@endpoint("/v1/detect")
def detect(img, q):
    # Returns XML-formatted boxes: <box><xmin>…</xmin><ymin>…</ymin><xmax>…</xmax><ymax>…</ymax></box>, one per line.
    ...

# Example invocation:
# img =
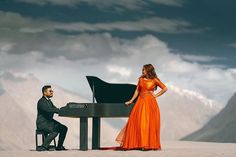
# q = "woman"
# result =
<box><xmin>115</xmin><ymin>64</ymin><xmax>168</xmax><ymax>151</ymax></box>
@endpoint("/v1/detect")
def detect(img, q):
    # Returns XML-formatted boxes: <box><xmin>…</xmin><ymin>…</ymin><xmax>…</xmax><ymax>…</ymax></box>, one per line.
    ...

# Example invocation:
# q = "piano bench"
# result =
<box><xmin>35</xmin><ymin>129</ymin><xmax>56</xmax><ymax>150</ymax></box>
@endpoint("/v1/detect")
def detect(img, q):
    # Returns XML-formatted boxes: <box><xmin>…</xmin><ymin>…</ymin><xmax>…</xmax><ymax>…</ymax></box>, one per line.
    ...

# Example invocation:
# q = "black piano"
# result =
<box><xmin>59</xmin><ymin>76</ymin><xmax>137</xmax><ymax>150</ymax></box>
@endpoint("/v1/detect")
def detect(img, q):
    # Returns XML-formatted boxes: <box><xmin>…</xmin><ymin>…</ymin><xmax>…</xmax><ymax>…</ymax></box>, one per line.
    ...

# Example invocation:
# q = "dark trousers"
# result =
<box><xmin>42</xmin><ymin>121</ymin><xmax>68</xmax><ymax>148</ymax></box>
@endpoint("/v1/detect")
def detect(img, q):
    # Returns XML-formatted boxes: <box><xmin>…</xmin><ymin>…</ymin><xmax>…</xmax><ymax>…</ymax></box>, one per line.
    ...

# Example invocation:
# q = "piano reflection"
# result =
<box><xmin>59</xmin><ymin>76</ymin><xmax>137</xmax><ymax>150</ymax></box>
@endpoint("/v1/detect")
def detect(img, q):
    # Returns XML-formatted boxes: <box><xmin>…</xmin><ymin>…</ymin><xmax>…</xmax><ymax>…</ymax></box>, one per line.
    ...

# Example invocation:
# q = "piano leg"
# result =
<box><xmin>92</xmin><ymin>117</ymin><xmax>100</xmax><ymax>149</ymax></box>
<box><xmin>80</xmin><ymin>117</ymin><xmax>88</xmax><ymax>151</ymax></box>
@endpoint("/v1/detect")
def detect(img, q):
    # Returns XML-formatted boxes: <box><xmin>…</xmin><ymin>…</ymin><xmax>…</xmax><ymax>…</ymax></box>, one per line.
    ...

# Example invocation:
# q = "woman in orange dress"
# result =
<box><xmin>115</xmin><ymin>64</ymin><xmax>168</xmax><ymax>151</ymax></box>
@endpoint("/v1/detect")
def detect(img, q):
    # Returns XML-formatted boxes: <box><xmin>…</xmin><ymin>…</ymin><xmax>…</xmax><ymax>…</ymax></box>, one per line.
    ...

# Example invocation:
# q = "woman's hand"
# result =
<box><xmin>150</xmin><ymin>91</ymin><xmax>156</xmax><ymax>98</ymax></box>
<box><xmin>125</xmin><ymin>100</ymin><xmax>133</xmax><ymax>106</ymax></box>
<box><xmin>153</xmin><ymin>87</ymin><xmax>168</xmax><ymax>98</ymax></box>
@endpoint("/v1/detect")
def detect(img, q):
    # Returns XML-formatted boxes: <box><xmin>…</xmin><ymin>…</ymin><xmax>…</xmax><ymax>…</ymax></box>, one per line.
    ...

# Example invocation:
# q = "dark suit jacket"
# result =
<box><xmin>36</xmin><ymin>96</ymin><xmax>60</xmax><ymax>132</ymax></box>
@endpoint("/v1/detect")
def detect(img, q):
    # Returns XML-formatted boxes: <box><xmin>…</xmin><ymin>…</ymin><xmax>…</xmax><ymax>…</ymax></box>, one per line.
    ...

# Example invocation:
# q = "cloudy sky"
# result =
<box><xmin>0</xmin><ymin>0</ymin><xmax>236</xmax><ymax>105</ymax></box>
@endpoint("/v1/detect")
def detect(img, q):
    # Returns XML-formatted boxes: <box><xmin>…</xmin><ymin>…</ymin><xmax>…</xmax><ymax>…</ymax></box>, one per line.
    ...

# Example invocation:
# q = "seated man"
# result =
<box><xmin>36</xmin><ymin>85</ymin><xmax>68</xmax><ymax>151</ymax></box>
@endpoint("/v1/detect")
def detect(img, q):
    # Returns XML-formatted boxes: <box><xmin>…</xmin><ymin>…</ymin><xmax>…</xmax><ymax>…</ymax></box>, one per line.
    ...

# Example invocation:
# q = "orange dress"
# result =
<box><xmin>115</xmin><ymin>77</ymin><xmax>166</xmax><ymax>150</ymax></box>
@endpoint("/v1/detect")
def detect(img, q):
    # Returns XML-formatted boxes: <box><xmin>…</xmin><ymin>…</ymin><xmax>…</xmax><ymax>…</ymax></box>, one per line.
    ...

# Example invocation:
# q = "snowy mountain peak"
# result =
<box><xmin>165</xmin><ymin>82</ymin><xmax>221</xmax><ymax>109</ymax></box>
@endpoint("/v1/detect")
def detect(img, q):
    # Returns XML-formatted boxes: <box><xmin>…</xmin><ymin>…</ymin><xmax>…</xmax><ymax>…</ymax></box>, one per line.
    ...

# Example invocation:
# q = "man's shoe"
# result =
<box><xmin>36</xmin><ymin>146</ymin><xmax>48</xmax><ymax>151</ymax></box>
<box><xmin>56</xmin><ymin>146</ymin><xmax>67</xmax><ymax>151</ymax></box>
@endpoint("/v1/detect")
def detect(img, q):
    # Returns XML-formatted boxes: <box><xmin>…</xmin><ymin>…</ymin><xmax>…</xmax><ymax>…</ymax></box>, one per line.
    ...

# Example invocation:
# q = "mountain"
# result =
<box><xmin>181</xmin><ymin>92</ymin><xmax>236</xmax><ymax>143</ymax></box>
<box><xmin>157</xmin><ymin>84</ymin><xmax>222</xmax><ymax>140</ymax></box>
<box><xmin>0</xmin><ymin>72</ymin><xmax>223</xmax><ymax>150</ymax></box>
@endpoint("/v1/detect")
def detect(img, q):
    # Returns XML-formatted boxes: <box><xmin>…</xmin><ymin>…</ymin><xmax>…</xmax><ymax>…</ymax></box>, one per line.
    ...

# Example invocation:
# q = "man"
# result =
<box><xmin>36</xmin><ymin>85</ymin><xmax>68</xmax><ymax>151</ymax></box>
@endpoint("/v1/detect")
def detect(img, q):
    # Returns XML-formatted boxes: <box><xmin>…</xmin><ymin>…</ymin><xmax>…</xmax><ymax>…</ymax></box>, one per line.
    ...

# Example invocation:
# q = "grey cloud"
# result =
<box><xmin>17</xmin><ymin>0</ymin><xmax>79</xmax><ymax>6</ymax></box>
<box><xmin>180</xmin><ymin>54</ymin><xmax>223</xmax><ymax>63</ymax></box>
<box><xmin>0</xmin><ymin>11</ymin><xmax>130</xmax><ymax>60</ymax></box>
<box><xmin>227</xmin><ymin>43</ymin><xmax>236</xmax><ymax>48</ymax></box>
<box><xmin>0</xmin><ymin>88</ymin><xmax>5</xmax><ymax>96</ymax></box>
<box><xmin>0</xmin><ymin>11</ymin><xmax>208</xmax><ymax>35</ymax></box>
<box><xmin>1</xmin><ymin>32</ymin><xmax>236</xmax><ymax>106</ymax></box>
<box><xmin>150</xmin><ymin>0</ymin><xmax>184</xmax><ymax>7</ymax></box>
<box><xmin>0</xmin><ymin>11</ymin><xmax>208</xmax><ymax>63</ymax></box>
<box><xmin>0</xmin><ymin>30</ymin><xmax>132</xmax><ymax>63</ymax></box>
<box><xmin>17</xmin><ymin>0</ymin><xmax>185</xmax><ymax>9</ymax></box>
<box><xmin>0</xmin><ymin>72</ymin><xmax>26</xmax><ymax>82</ymax></box>
<box><xmin>0</xmin><ymin>81</ymin><xmax>5</xmax><ymax>96</ymax></box>
<box><xmin>54</xmin><ymin>17</ymin><xmax>207</xmax><ymax>34</ymax></box>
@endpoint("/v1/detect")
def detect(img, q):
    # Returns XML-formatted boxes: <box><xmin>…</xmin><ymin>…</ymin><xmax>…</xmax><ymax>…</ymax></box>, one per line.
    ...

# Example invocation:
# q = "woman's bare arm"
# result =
<box><xmin>125</xmin><ymin>89</ymin><xmax>139</xmax><ymax>106</ymax></box>
<box><xmin>152</xmin><ymin>78</ymin><xmax>168</xmax><ymax>97</ymax></box>
<box><xmin>153</xmin><ymin>86</ymin><xmax>167</xmax><ymax>97</ymax></box>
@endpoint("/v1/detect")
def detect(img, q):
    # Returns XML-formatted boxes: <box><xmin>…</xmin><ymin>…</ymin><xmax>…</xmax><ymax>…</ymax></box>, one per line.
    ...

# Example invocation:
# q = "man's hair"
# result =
<box><xmin>42</xmin><ymin>85</ymin><xmax>51</xmax><ymax>94</ymax></box>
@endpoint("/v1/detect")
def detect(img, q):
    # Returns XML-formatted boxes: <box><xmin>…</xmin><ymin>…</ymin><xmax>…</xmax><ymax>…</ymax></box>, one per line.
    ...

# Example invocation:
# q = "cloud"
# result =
<box><xmin>0</xmin><ymin>10</ymin><xmax>208</xmax><ymax>61</ymax></box>
<box><xmin>0</xmin><ymin>12</ymin><xmax>128</xmax><ymax>59</ymax></box>
<box><xmin>54</xmin><ymin>17</ymin><xmax>207</xmax><ymax>34</ymax></box>
<box><xmin>180</xmin><ymin>54</ymin><xmax>222</xmax><ymax>63</ymax></box>
<box><xmin>227</xmin><ymin>43</ymin><xmax>236</xmax><ymax>48</ymax></box>
<box><xmin>0</xmin><ymin>11</ymin><xmax>206</xmax><ymax>34</ymax></box>
<box><xmin>0</xmin><ymin>42</ymin><xmax>14</xmax><ymax>52</ymax></box>
<box><xmin>0</xmin><ymin>71</ymin><xmax>27</xmax><ymax>82</ymax></box>
<box><xmin>150</xmin><ymin>0</ymin><xmax>184</xmax><ymax>7</ymax></box>
<box><xmin>106</xmin><ymin>65</ymin><xmax>131</xmax><ymax>78</ymax></box>
<box><xmin>1</xmin><ymin>32</ymin><xmax>235</xmax><ymax>105</ymax></box>
<box><xmin>17</xmin><ymin>0</ymin><xmax>80</xmax><ymax>6</ymax></box>
<box><xmin>0</xmin><ymin>87</ymin><xmax>5</xmax><ymax>96</ymax></box>
<box><xmin>0</xmin><ymin>11</ymin><xmax>235</xmax><ymax>106</ymax></box>
<box><xmin>0</xmin><ymin>32</ymin><xmax>131</xmax><ymax>61</ymax></box>
<box><xmin>18</xmin><ymin>0</ymin><xmax>185</xmax><ymax>9</ymax></box>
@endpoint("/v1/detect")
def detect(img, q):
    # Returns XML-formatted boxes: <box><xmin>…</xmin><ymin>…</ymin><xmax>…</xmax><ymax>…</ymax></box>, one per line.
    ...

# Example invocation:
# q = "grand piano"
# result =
<box><xmin>59</xmin><ymin>76</ymin><xmax>137</xmax><ymax>150</ymax></box>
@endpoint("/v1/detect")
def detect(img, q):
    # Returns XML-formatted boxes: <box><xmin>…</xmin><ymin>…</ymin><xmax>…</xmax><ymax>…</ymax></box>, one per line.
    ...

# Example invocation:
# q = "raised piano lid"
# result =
<box><xmin>86</xmin><ymin>76</ymin><xmax>137</xmax><ymax>103</ymax></box>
